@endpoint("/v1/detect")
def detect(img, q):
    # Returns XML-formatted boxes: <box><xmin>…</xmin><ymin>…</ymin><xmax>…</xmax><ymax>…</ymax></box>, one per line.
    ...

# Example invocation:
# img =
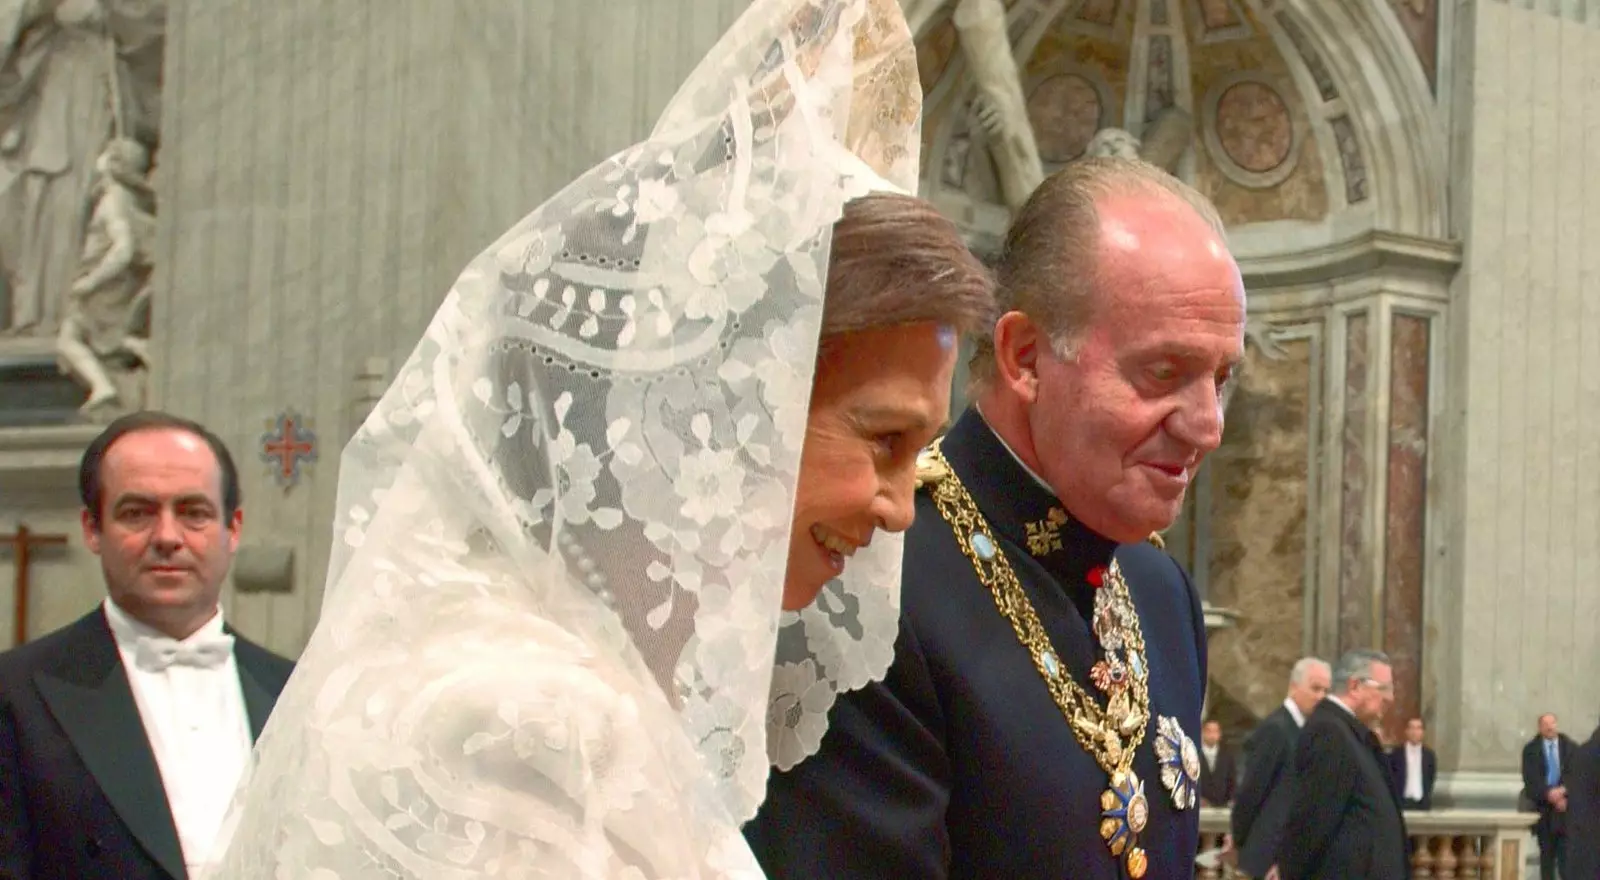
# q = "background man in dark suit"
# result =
<box><xmin>1199</xmin><ymin>719</ymin><xmax>1236</xmax><ymax>806</ymax></box>
<box><xmin>1277</xmin><ymin>649</ymin><xmax>1408</xmax><ymax>880</ymax></box>
<box><xmin>1230</xmin><ymin>656</ymin><xmax>1330</xmax><ymax>879</ymax></box>
<box><xmin>1523</xmin><ymin>712</ymin><xmax>1579</xmax><ymax>880</ymax></box>
<box><xmin>1389</xmin><ymin>716</ymin><xmax>1437</xmax><ymax>810</ymax></box>
<box><xmin>0</xmin><ymin>411</ymin><xmax>295</xmax><ymax>880</ymax></box>
<box><xmin>1566</xmin><ymin>714</ymin><xmax>1600</xmax><ymax>880</ymax></box>
<box><xmin>747</xmin><ymin>159</ymin><xmax>1243</xmax><ymax>878</ymax></box>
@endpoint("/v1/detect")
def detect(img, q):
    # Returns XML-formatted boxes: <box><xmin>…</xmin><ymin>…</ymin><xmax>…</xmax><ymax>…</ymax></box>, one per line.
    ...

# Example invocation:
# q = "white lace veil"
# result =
<box><xmin>203</xmin><ymin>0</ymin><xmax>921</xmax><ymax>876</ymax></box>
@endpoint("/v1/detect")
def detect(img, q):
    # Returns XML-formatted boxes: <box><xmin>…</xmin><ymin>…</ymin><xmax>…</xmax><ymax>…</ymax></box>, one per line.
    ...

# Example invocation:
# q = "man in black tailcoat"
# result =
<box><xmin>0</xmin><ymin>412</ymin><xmax>294</xmax><ymax>880</ymax></box>
<box><xmin>1276</xmin><ymin>649</ymin><xmax>1408</xmax><ymax>880</ymax></box>
<box><xmin>1230</xmin><ymin>657</ymin><xmax>1330</xmax><ymax>878</ymax></box>
<box><xmin>1388</xmin><ymin>716</ymin><xmax>1437</xmax><ymax>811</ymax></box>
<box><xmin>746</xmin><ymin>158</ymin><xmax>1246</xmax><ymax>878</ymax></box>
<box><xmin>1198</xmin><ymin>720</ymin><xmax>1237</xmax><ymax>807</ymax></box>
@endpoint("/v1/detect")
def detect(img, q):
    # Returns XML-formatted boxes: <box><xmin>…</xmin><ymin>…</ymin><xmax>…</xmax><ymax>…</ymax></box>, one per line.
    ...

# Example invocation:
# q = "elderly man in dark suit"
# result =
<box><xmin>1276</xmin><ymin>649</ymin><xmax>1408</xmax><ymax>880</ymax></box>
<box><xmin>748</xmin><ymin>159</ymin><xmax>1244</xmax><ymax>879</ymax></box>
<box><xmin>1389</xmin><ymin>716</ymin><xmax>1437</xmax><ymax>810</ymax></box>
<box><xmin>0</xmin><ymin>411</ymin><xmax>294</xmax><ymax>880</ymax></box>
<box><xmin>1230</xmin><ymin>656</ymin><xmax>1330</xmax><ymax>879</ymax></box>
<box><xmin>1523</xmin><ymin>712</ymin><xmax>1579</xmax><ymax>880</ymax></box>
<box><xmin>1567</xmin><ymin>714</ymin><xmax>1600</xmax><ymax>880</ymax></box>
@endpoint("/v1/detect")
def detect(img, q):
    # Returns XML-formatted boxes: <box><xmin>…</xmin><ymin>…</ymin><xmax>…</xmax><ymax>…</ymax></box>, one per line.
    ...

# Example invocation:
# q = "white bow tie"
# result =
<box><xmin>134</xmin><ymin>634</ymin><xmax>235</xmax><ymax>672</ymax></box>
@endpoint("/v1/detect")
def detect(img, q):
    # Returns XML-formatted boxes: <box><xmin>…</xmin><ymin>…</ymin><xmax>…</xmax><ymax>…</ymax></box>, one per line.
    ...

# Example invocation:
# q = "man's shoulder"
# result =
<box><xmin>1115</xmin><ymin>539</ymin><xmax>1190</xmax><ymax>593</ymax></box>
<box><xmin>0</xmin><ymin>610</ymin><xmax>104</xmax><ymax>681</ymax></box>
<box><xmin>1302</xmin><ymin>701</ymin><xmax>1349</xmax><ymax>734</ymax></box>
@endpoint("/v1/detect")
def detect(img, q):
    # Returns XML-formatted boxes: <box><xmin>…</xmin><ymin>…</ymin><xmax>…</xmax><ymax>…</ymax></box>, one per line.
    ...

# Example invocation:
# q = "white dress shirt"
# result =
<box><xmin>1404</xmin><ymin>743</ymin><xmax>1425</xmax><ymax>801</ymax></box>
<box><xmin>1202</xmin><ymin>742</ymin><xmax>1219</xmax><ymax>770</ymax></box>
<box><xmin>1284</xmin><ymin>697</ymin><xmax>1306</xmax><ymax>727</ymax></box>
<box><xmin>103</xmin><ymin>598</ymin><xmax>253</xmax><ymax>876</ymax></box>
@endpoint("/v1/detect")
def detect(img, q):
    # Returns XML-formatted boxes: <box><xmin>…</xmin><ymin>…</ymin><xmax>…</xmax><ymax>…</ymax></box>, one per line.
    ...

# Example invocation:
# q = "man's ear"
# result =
<box><xmin>992</xmin><ymin>310</ymin><xmax>1043</xmax><ymax>404</ymax></box>
<box><xmin>80</xmin><ymin>508</ymin><xmax>101</xmax><ymax>555</ymax></box>
<box><xmin>226</xmin><ymin>508</ymin><xmax>243</xmax><ymax>553</ymax></box>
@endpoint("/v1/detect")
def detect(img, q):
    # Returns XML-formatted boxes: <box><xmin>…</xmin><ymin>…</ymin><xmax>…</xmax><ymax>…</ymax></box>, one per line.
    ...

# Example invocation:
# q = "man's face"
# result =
<box><xmin>1539</xmin><ymin>714</ymin><xmax>1559</xmax><ymax>739</ymax></box>
<box><xmin>1202</xmin><ymin>721</ymin><xmax>1221</xmax><ymax>746</ymax></box>
<box><xmin>786</xmin><ymin>322</ymin><xmax>957</xmax><ymax>609</ymax></box>
<box><xmin>1350</xmin><ymin>663</ymin><xmax>1395</xmax><ymax>726</ymax></box>
<box><xmin>1406</xmin><ymin>718</ymin><xmax>1425</xmax><ymax>745</ymax></box>
<box><xmin>1019</xmin><ymin>192</ymin><xmax>1245</xmax><ymax>542</ymax></box>
<box><xmin>82</xmin><ymin>428</ymin><xmax>240</xmax><ymax>639</ymax></box>
<box><xmin>1289</xmin><ymin>664</ymin><xmax>1331</xmax><ymax>715</ymax></box>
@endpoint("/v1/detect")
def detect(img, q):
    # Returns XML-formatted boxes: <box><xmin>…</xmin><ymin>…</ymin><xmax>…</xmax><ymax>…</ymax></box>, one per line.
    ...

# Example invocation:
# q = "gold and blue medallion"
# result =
<box><xmin>1098</xmin><ymin>769</ymin><xmax>1150</xmax><ymax>878</ymax></box>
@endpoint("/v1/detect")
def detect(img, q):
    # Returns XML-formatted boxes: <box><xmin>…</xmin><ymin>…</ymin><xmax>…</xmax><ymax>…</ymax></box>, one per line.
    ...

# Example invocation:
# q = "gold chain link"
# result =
<box><xmin>921</xmin><ymin>438</ymin><xmax>1152</xmax><ymax>774</ymax></box>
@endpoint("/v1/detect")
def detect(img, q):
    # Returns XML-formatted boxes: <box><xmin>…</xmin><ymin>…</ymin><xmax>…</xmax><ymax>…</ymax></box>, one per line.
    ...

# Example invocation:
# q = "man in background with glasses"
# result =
<box><xmin>1275</xmin><ymin>649</ymin><xmax>1408</xmax><ymax>880</ymax></box>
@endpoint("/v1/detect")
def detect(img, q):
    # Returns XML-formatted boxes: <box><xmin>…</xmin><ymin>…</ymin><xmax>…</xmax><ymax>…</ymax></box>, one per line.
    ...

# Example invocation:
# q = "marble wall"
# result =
<box><xmin>145</xmin><ymin>0</ymin><xmax>750</xmax><ymax>656</ymax></box>
<box><xmin>1203</xmin><ymin>334</ymin><xmax>1320</xmax><ymax>728</ymax></box>
<box><xmin>1384</xmin><ymin>313</ymin><xmax>1430</xmax><ymax>735</ymax></box>
<box><xmin>1338</xmin><ymin>312</ymin><xmax>1372</xmax><ymax>651</ymax></box>
<box><xmin>1440</xmin><ymin>0</ymin><xmax>1600</xmax><ymax>770</ymax></box>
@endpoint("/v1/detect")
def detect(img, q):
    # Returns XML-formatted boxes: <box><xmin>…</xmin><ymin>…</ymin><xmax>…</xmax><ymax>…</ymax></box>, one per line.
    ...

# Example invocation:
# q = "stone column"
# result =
<box><xmin>1324</xmin><ymin>272</ymin><xmax>1454</xmax><ymax>745</ymax></box>
<box><xmin>1434</xmin><ymin>0</ymin><xmax>1600</xmax><ymax>781</ymax></box>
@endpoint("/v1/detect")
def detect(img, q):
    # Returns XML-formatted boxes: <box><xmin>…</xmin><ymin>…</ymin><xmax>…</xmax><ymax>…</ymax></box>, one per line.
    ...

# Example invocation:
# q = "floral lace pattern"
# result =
<box><xmin>201</xmin><ymin>0</ymin><xmax>920</xmax><ymax>877</ymax></box>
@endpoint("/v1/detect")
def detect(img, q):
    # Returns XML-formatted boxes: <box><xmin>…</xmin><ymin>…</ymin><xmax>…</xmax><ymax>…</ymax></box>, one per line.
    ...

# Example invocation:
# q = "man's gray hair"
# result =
<box><xmin>966</xmin><ymin>156</ymin><xmax>1228</xmax><ymax>393</ymax></box>
<box><xmin>1288</xmin><ymin>656</ymin><xmax>1330</xmax><ymax>685</ymax></box>
<box><xmin>1332</xmin><ymin>649</ymin><xmax>1391</xmax><ymax>693</ymax></box>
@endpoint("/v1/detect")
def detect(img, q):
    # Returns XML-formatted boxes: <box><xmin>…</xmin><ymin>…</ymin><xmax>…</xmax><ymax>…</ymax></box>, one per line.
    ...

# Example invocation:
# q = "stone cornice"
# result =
<box><xmin>1238</xmin><ymin>229</ymin><xmax>1462</xmax><ymax>290</ymax></box>
<box><xmin>0</xmin><ymin>424</ymin><xmax>99</xmax><ymax>478</ymax></box>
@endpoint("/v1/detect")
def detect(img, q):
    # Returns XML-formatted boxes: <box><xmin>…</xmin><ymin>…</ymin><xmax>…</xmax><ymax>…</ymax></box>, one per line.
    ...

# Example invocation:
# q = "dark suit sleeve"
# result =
<box><xmin>1231</xmin><ymin>720</ymin><xmax>1286</xmax><ymax>846</ymax></box>
<box><xmin>1424</xmin><ymin>748</ymin><xmax>1437</xmax><ymax>803</ymax></box>
<box><xmin>0</xmin><ymin>690</ymin><xmax>32</xmax><ymax>879</ymax></box>
<box><xmin>1277</xmin><ymin>721</ymin><xmax>1356</xmax><ymax>879</ymax></box>
<box><xmin>1568</xmin><ymin>742</ymin><xmax>1600</xmax><ymax>879</ymax></box>
<box><xmin>745</xmin><ymin>617</ymin><xmax>952</xmax><ymax>879</ymax></box>
<box><xmin>1524</xmin><ymin>740</ymin><xmax>1552</xmax><ymax>808</ymax></box>
<box><xmin>1222</xmin><ymin>750</ymin><xmax>1237</xmax><ymax>803</ymax></box>
<box><xmin>1179</xmin><ymin>558</ymin><xmax>1207</xmax><ymax>699</ymax></box>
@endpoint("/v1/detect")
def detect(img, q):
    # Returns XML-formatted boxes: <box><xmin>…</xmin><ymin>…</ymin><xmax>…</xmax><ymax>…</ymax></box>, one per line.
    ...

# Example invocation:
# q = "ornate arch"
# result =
<box><xmin>912</xmin><ymin>0</ymin><xmax>1452</xmax><ymax>258</ymax></box>
<box><xmin>1262</xmin><ymin>0</ymin><xmax>1447</xmax><ymax>240</ymax></box>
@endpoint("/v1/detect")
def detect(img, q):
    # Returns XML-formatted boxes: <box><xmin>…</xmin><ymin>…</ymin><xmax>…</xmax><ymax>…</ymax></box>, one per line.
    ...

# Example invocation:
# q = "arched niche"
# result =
<box><xmin>916</xmin><ymin>0</ymin><xmax>1461</xmax><ymax>741</ymax></box>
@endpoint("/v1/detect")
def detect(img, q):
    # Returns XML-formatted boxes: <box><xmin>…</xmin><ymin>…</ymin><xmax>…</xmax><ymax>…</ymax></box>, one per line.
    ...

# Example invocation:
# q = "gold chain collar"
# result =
<box><xmin>918</xmin><ymin>438</ymin><xmax>1155</xmax><ymax>878</ymax></box>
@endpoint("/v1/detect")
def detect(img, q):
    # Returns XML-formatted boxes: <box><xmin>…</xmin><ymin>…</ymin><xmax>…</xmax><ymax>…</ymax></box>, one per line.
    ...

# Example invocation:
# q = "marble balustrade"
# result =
<box><xmin>1195</xmin><ymin>806</ymin><xmax>1538</xmax><ymax>879</ymax></box>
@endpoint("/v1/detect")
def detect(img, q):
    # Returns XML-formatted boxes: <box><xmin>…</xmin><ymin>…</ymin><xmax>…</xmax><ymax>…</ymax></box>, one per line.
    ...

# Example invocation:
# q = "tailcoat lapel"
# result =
<box><xmin>33</xmin><ymin>612</ymin><xmax>186</xmax><ymax>880</ymax></box>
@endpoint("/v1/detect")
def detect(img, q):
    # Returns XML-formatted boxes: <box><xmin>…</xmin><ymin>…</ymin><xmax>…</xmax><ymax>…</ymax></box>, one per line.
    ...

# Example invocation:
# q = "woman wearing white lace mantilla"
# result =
<box><xmin>201</xmin><ymin>0</ymin><xmax>993</xmax><ymax>877</ymax></box>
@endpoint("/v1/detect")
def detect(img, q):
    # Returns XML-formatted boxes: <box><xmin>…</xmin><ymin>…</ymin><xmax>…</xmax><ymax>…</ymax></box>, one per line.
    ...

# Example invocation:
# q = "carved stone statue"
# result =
<box><xmin>1083</xmin><ymin>105</ymin><xmax>1194</xmax><ymax>173</ymax></box>
<box><xmin>901</xmin><ymin>0</ymin><xmax>1043</xmax><ymax>212</ymax></box>
<box><xmin>55</xmin><ymin>136</ymin><xmax>153</xmax><ymax>418</ymax></box>
<box><xmin>0</xmin><ymin>0</ymin><xmax>164</xmax><ymax>336</ymax></box>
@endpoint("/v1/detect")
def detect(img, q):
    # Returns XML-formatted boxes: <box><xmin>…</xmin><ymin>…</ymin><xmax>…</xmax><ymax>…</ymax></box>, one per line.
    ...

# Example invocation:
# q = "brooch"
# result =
<box><xmin>1154</xmin><ymin>716</ymin><xmax>1201</xmax><ymax>811</ymax></box>
<box><xmin>1024</xmin><ymin>506</ymin><xmax>1068</xmax><ymax>556</ymax></box>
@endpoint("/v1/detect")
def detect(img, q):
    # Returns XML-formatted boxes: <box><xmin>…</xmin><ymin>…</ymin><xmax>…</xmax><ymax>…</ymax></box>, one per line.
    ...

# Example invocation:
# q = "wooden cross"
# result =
<box><xmin>2</xmin><ymin>525</ymin><xmax>69</xmax><ymax>648</ymax></box>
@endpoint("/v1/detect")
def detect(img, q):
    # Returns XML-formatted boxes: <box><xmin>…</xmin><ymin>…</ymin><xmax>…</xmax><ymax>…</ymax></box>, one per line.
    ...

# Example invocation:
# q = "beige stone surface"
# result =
<box><xmin>138</xmin><ymin>0</ymin><xmax>749</xmax><ymax>656</ymax></box>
